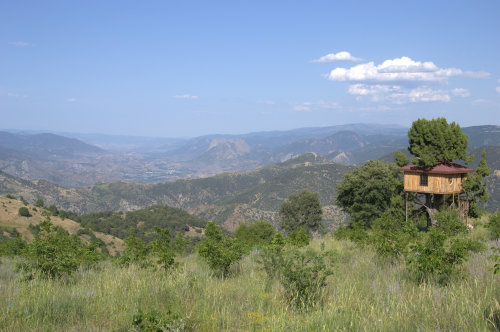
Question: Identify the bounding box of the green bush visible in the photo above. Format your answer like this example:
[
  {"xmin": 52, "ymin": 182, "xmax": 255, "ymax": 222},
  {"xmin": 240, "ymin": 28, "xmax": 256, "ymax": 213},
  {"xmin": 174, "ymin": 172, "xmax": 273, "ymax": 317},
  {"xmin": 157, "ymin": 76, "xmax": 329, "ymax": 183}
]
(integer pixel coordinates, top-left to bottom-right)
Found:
[
  {"xmin": 19, "ymin": 216, "xmax": 102, "ymax": 278},
  {"xmin": 35, "ymin": 198, "xmax": 44, "ymax": 207},
  {"xmin": 333, "ymin": 222, "xmax": 369, "ymax": 246},
  {"xmin": 371, "ymin": 214, "xmax": 417, "ymax": 259},
  {"xmin": 486, "ymin": 212, "xmax": 500, "ymax": 240},
  {"xmin": 198, "ymin": 222, "xmax": 243, "ymax": 277},
  {"xmin": 5, "ymin": 194, "xmax": 15, "ymax": 199},
  {"xmin": 279, "ymin": 248, "xmax": 332, "ymax": 309},
  {"xmin": 18, "ymin": 207, "xmax": 30, "ymax": 217},
  {"xmin": 132, "ymin": 309, "xmax": 184, "ymax": 331},
  {"xmin": 118, "ymin": 228, "xmax": 150, "ymax": 268},
  {"xmin": 150, "ymin": 227, "xmax": 177, "ymax": 271},
  {"xmin": 47, "ymin": 205, "xmax": 59, "ymax": 216},
  {"xmin": 405, "ymin": 228, "xmax": 472, "ymax": 285},
  {"xmin": 287, "ymin": 226, "xmax": 311, "ymax": 248},
  {"xmin": 259, "ymin": 232, "xmax": 286, "ymax": 281},
  {"xmin": 235, "ymin": 220, "xmax": 276, "ymax": 252},
  {"xmin": 434, "ymin": 208, "xmax": 467, "ymax": 236}
]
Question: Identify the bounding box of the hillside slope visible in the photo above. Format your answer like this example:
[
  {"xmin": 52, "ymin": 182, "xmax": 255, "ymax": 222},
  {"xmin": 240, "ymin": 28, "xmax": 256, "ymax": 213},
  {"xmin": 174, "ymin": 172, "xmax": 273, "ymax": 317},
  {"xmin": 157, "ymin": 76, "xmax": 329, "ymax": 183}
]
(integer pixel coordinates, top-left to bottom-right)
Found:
[{"xmin": 0, "ymin": 196, "xmax": 123, "ymax": 255}]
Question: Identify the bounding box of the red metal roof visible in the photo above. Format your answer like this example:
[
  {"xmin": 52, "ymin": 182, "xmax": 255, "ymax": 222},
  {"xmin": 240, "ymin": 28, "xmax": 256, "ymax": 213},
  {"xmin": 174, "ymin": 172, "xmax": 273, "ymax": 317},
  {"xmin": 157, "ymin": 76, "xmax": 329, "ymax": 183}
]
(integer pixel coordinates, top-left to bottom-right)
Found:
[{"xmin": 398, "ymin": 161, "xmax": 475, "ymax": 174}]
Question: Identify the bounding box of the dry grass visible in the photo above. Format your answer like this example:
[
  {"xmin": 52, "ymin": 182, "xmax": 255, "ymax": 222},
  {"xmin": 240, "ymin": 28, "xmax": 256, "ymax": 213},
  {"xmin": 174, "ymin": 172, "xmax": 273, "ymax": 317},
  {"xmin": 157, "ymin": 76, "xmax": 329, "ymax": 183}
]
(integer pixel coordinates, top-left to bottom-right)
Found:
[{"xmin": 0, "ymin": 235, "xmax": 498, "ymax": 331}]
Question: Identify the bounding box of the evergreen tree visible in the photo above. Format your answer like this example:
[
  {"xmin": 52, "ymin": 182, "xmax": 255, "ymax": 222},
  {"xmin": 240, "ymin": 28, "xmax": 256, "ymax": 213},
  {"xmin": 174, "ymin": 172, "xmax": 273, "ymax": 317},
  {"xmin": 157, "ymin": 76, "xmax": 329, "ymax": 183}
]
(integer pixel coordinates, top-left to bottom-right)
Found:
[
  {"xmin": 462, "ymin": 150, "xmax": 491, "ymax": 217},
  {"xmin": 408, "ymin": 118, "xmax": 472, "ymax": 166}
]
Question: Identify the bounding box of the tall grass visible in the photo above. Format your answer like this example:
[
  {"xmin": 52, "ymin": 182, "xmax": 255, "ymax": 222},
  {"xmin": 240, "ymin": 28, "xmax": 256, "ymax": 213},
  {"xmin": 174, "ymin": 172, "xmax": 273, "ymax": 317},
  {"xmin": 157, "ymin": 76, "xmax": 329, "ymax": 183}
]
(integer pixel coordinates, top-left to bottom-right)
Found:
[{"xmin": 1, "ymin": 237, "xmax": 498, "ymax": 331}]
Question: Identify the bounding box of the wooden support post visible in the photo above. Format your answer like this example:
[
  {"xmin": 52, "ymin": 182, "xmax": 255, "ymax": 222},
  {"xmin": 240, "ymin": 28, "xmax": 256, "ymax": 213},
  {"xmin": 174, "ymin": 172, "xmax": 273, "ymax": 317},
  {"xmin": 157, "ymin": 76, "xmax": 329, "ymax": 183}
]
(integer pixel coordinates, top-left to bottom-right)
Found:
[{"xmin": 405, "ymin": 192, "xmax": 408, "ymax": 222}]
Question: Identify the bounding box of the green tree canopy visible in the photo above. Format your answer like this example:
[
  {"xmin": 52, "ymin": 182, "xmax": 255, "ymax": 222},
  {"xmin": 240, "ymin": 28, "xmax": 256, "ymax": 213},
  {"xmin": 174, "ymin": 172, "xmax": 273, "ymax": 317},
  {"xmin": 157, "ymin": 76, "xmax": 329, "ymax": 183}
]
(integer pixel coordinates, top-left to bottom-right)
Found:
[
  {"xmin": 279, "ymin": 190, "xmax": 322, "ymax": 233},
  {"xmin": 462, "ymin": 150, "xmax": 491, "ymax": 217},
  {"xmin": 408, "ymin": 118, "xmax": 472, "ymax": 166},
  {"xmin": 336, "ymin": 160, "xmax": 402, "ymax": 228}
]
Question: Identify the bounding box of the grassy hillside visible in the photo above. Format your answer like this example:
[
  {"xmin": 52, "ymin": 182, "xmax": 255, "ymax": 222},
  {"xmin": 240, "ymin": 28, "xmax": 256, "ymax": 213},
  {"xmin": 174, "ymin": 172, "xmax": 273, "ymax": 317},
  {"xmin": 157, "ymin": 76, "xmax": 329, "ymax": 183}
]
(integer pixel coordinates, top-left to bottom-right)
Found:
[
  {"xmin": 0, "ymin": 236, "xmax": 498, "ymax": 331},
  {"xmin": 0, "ymin": 196, "xmax": 123, "ymax": 255}
]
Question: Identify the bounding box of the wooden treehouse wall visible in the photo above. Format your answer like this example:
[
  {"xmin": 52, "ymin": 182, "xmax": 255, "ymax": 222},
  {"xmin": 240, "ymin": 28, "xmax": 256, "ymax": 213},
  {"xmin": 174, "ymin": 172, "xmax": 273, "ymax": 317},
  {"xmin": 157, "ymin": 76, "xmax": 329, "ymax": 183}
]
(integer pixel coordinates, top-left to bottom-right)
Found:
[{"xmin": 403, "ymin": 172, "xmax": 466, "ymax": 194}]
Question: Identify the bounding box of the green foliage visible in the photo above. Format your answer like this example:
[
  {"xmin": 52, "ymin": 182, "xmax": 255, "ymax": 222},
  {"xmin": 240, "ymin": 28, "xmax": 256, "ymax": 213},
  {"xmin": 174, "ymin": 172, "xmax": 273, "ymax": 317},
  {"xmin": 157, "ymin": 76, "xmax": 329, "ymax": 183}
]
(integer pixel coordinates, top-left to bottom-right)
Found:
[
  {"xmin": 35, "ymin": 198, "xmax": 44, "ymax": 207},
  {"xmin": 75, "ymin": 206, "xmax": 206, "ymax": 242},
  {"xmin": 336, "ymin": 160, "xmax": 402, "ymax": 227},
  {"xmin": 150, "ymin": 227, "xmax": 177, "ymax": 271},
  {"xmin": 172, "ymin": 232, "xmax": 193, "ymax": 255},
  {"xmin": 198, "ymin": 222, "xmax": 243, "ymax": 277},
  {"xmin": 0, "ymin": 227, "xmax": 27, "ymax": 256},
  {"xmin": 279, "ymin": 248, "xmax": 332, "ymax": 309},
  {"xmin": 408, "ymin": 117, "xmax": 472, "ymax": 167},
  {"xmin": 18, "ymin": 206, "xmax": 30, "ymax": 217},
  {"xmin": 279, "ymin": 190, "xmax": 323, "ymax": 233},
  {"xmin": 118, "ymin": 228, "xmax": 150, "ymax": 268},
  {"xmin": 47, "ymin": 205, "xmax": 59, "ymax": 216},
  {"xmin": 486, "ymin": 212, "xmax": 500, "ymax": 240},
  {"xmin": 235, "ymin": 220, "xmax": 276, "ymax": 252},
  {"xmin": 394, "ymin": 150, "xmax": 409, "ymax": 167},
  {"xmin": 132, "ymin": 308, "xmax": 184, "ymax": 331},
  {"xmin": 405, "ymin": 228, "xmax": 473, "ymax": 285},
  {"xmin": 286, "ymin": 226, "xmax": 311, "ymax": 248},
  {"xmin": 491, "ymin": 247, "xmax": 500, "ymax": 275},
  {"xmin": 5, "ymin": 194, "xmax": 15, "ymax": 199},
  {"xmin": 19, "ymin": 216, "xmax": 102, "ymax": 278},
  {"xmin": 463, "ymin": 150, "xmax": 491, "ymax": 217},
  {"xmin": 258, "ymin": 232, "xmax": 286, "ymax": 281},
  {"xmin": 434, "ymin": 208, "xmax": 467, "ymax": 236},
  {"xmin": 333, "ymin": 222, "xmax": 370, "ymax": 246},
  {"xmin": 371, "ymin": 214, "xmax": 416, "ymax": 259}
]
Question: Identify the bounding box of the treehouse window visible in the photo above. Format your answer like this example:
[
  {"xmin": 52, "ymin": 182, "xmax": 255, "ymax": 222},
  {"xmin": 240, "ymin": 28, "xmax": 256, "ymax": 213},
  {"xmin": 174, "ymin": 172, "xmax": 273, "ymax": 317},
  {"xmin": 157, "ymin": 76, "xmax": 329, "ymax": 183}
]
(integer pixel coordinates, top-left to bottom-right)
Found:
[
  {"xmin": 449, "ymin": 177, "xmax": 453, "ymax": 185},
  {"xmin": 420, "ymin": 173, "xmax": 428, "ymax": 186}
]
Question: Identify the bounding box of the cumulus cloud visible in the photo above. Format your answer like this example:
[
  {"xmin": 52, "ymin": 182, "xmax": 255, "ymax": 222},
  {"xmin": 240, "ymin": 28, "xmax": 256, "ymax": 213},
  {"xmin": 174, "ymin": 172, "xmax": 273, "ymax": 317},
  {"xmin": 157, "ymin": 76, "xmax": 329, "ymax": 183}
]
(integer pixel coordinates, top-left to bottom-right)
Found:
[
  {"xmin": 8, "ymin": 41, "xmax": 30, "ymax": 47},
  {"xmin": 66, "ymin": 98, "xmax": 77, "ymax": 102},
  {"xmin": 312, "ymin": 51, "xmax": 362, "ymax": 63},
  {"xmin": 173, "ymin": 94, "xmax": 198, "ymax": 99},
  {"xmin": 452, "ymin": 88, "xmax": 470, "ymax": 97},
  {"xmin": 328, "ymin": 56, "xmax": 487, "ymax": 83},
  {"xmin": 496, "ymin": 87, "xmax": 500, "ymax": 94}
]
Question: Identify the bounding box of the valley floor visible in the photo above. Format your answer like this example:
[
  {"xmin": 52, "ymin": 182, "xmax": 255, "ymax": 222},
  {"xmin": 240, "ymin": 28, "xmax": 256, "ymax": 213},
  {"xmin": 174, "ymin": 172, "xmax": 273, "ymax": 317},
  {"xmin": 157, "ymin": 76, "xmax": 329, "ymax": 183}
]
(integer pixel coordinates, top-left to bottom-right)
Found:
[{"xmin": 1, "ymin": 238, "xmax": 498, "ymax": 331}]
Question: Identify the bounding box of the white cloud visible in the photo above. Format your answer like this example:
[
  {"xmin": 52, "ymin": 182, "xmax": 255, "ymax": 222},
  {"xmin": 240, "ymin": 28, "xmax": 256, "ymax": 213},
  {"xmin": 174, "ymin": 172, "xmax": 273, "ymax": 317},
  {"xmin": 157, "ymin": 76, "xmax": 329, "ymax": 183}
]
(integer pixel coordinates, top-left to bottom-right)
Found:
[
  {"xmin": 66, "ymin": 98, "xmax": 77, "ymax": 102},
  {"xmin": 312, "ymin": 51, "xmax": 362, "ymax": 63},
  {"xmin": 452, "ymin": 88, "xmax": 470, "ymax": 97},
  {"xmin": 293, "ymin": 104, "xmax": 311, "ymax": 112},
  {"xmin": 8, "ymin": 41, "xmax": 30, "ymax": 47},
  {"xmin": 348, "ymin": 84, "xmax": 451, "ymax": 103},
  {"xmin": 256, "ymin": 100, "xmax": 275, "ymax": 105},
  {"xmin": 328, "ymin": 56, "xmax": 487, "ymax": 83},
  {"xmin": 173, "ymin": 94, "xmax": 198, "ymax": 99},
  {"xmin": 496, "ymin": 87, "xmax": 500, "ymax": 94}
]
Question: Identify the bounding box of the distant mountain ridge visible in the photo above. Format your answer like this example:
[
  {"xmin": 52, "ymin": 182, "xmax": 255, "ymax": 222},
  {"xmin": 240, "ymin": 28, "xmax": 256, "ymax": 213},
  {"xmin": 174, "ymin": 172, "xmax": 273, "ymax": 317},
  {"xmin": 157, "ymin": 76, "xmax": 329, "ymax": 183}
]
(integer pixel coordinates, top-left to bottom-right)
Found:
[{"xmin": 0, "ymin": 124, "xmax": 499, "ymax": 187}]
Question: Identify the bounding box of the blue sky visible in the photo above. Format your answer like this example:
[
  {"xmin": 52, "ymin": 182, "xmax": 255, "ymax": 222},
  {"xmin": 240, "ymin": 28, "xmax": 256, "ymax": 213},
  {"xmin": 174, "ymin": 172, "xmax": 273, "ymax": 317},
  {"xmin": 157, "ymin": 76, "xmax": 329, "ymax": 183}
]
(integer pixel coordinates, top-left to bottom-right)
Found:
[{"xmin": 1, "ymin": 0, "xmax": 499, "ymax": 137}]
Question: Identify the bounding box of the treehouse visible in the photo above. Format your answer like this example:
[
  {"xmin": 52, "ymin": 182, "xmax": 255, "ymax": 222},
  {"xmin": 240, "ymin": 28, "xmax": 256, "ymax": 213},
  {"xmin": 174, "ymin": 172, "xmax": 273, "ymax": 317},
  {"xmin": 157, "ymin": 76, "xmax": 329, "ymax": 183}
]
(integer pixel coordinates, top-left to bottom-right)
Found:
[
  {"xmin": 398, "ymin": 161, "xmax": 475, "ymax": 223},
  {"xmin": 398, "ymin": 161, "xmax": 474, "ymax": 194}
]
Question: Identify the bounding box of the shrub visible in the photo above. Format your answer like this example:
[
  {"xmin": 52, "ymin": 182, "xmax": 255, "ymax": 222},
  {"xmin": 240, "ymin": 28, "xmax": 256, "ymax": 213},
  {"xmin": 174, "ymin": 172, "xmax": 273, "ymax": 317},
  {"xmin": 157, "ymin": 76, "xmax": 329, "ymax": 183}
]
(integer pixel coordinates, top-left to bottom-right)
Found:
[
  {"xmin": 118, "ymin": 228, "xmax": 150, "ymax": 268},
  {"xmin": 259, "ymin": 232, "xmax": 286, "ymax": 281},
  {"xmin": 371, "ymin": 214, "xmax": 417, "ymax": 259},
  {"xmin": 435, "ymin": 208, "xmax": 467, "ymax": 236},
  {"xmin": 333, "ymin": 222, "xmax": 369, "ymax": 246},
  {"xmin": 47, "ymin": 205, "xmax": 59, "ymax": 216},
  {"xmin": 486, "ymin": 212, "xmax": 500, "ymax": 240},
  {"xmin": 235, "ymin": 220, "xmax": 276, "ymax": 252},
  {"xmin": 19, "ymin": 216, "xmax": 102, "ymax": 278},
  {"xmin": 18, "ymin": 207, "xmax": 30, "ymax": 217},
  {"xmin": 198, "ymin": 222, "xmax": 243, "ymax": 277},
  {"xmin": 150, "ymin": 227, "xmax": 177, "ymax": 271},
  {"xmin": 132, "ymin": 309, "xmax": 184, "ymax": 331},
  {"xmin": 287, "ymin": 226, "xmax": 311, "ymax": 248},
  {"xmin": 405, "ymin": 228, "xmax": 472, "ymax": 285},
  {"xmin": 35, "ymin": 198, "xmax": 44, "ymax": 207},
  {"xmin": 172, "ymin": 232, "xmax": 192, "ymax": 255},
  {"xmin": 5, "ymin": 194, "xmax": 15, "ymax": 199},
  {"xmin": 279, "ymin": 248, "xmax": 332, "ymax": 309}
]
